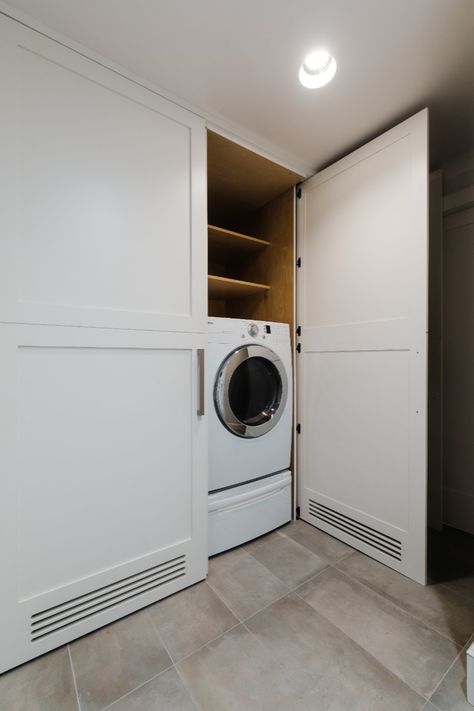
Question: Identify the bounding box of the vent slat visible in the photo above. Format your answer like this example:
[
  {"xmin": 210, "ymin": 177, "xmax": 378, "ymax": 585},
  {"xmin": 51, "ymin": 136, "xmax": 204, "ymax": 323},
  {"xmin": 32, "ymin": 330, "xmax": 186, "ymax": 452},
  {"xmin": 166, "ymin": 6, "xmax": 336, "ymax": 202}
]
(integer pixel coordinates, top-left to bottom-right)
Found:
[
  {"xmin": 309, "ymin": 504, "xmax": 401, "ymax": 553},
  {"xmin": 308, "ymin": 499, "xmax": 402, "ymax": 561},
  {"xmin": 313, "ymin": 501, "xmax": 401, "ymax": 546},
  {"xmin": 30, "ymin": 555, "xmax": 186, "ymax": 642},
  {"xmin": 32, "ymin": 555, "xmax": 185, "ymax": 622},
  {"xmin": 31, "ymin": 565, "xmax": 185, "ymax": 633},
  {"xmin": 309, "ymin": 509, "xmax": 401, "ymax": 560}
]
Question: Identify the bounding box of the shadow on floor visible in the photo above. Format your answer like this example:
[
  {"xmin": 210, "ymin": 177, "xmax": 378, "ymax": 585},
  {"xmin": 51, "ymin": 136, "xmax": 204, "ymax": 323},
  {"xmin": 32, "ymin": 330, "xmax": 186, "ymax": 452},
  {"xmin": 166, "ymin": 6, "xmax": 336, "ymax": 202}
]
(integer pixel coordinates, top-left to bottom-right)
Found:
[{"xmin": 428, "ymin": 524, "xmax": 474, "ymax": 585}]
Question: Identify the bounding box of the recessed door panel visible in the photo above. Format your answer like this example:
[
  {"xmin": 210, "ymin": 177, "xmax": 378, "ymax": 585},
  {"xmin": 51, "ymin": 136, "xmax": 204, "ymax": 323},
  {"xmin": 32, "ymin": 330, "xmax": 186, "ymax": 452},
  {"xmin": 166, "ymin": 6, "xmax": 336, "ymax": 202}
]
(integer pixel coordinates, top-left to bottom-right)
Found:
[
  {"xmin": 297, "ymin": 110, "xmax": 428, "ymax": 584},
  {"xmin": 0, "ymin": 15, "xmax": 206, "ymax": 332},
  {"xmin": 17, "ymin": 345, "xmax": 192, "ymax": 599},
  {"xmin": 304, "ymin": 350, "xmax": 410, "ymax": 530}
]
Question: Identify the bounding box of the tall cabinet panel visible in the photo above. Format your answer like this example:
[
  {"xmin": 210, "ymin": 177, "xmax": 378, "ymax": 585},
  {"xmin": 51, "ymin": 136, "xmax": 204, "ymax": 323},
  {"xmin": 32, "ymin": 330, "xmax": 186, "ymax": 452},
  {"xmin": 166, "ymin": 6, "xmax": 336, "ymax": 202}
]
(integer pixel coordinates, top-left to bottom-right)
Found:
[
  {"xmin": 0, "ymin": 14, "xmax": 207, "ymax": 672},
  {"xmin": 297, "ymin": 110, "xmax": 429, "ymax": 584}
]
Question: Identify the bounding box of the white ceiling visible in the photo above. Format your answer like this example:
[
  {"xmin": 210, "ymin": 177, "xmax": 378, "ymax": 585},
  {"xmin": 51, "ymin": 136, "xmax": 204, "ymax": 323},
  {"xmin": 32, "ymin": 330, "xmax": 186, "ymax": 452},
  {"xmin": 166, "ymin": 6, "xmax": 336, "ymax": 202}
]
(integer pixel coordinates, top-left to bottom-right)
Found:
[{"xmin": 4, "ymin": 0, "xmax": 474, "ymax": 173}]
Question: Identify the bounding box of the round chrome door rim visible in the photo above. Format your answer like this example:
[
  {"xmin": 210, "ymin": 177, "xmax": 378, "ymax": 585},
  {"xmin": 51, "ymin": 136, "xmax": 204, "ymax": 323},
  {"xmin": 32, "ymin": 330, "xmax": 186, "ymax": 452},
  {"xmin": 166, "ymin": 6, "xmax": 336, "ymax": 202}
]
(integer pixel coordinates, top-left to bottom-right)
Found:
[{"xmin": 214, "ymin": 344, "xmax": 288, "ymax": 438}]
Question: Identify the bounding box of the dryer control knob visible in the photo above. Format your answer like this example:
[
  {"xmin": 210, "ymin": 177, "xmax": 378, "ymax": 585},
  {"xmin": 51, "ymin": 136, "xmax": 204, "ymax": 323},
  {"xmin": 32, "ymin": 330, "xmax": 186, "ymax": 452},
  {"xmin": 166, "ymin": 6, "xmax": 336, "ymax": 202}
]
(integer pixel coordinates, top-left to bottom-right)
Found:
[{"xmin": 248, "ymin": 323, "xmax": 259, "ymax": 337}]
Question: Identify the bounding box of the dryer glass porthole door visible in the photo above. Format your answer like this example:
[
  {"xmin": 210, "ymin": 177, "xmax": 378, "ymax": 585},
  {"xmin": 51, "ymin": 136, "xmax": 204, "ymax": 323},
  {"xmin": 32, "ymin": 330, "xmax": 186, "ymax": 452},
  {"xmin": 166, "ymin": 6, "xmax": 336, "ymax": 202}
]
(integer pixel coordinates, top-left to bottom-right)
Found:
[{"xmin": 214, "ymin": 345, "xmax": 288, "ymax": 438}]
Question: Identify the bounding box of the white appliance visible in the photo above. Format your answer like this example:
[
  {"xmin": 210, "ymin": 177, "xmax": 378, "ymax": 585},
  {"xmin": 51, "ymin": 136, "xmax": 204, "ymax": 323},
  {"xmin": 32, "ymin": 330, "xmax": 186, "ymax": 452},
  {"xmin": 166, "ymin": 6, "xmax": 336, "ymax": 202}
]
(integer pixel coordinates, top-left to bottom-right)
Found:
[{"xmin": 207, "ymin": 317, "xmax": 293, "ymax": 555}]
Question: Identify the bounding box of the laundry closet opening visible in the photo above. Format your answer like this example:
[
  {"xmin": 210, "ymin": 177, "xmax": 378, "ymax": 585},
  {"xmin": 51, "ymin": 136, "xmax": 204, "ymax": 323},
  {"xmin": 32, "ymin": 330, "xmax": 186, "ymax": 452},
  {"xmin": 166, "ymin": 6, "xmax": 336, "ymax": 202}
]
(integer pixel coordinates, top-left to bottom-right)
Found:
[
  {"xmin": 206, "ymin": 130, "xmax": 304, "ymax": 542},
  {"xmin": 207, "ymin": 130, "xmax": 303, "ymax": 331}
]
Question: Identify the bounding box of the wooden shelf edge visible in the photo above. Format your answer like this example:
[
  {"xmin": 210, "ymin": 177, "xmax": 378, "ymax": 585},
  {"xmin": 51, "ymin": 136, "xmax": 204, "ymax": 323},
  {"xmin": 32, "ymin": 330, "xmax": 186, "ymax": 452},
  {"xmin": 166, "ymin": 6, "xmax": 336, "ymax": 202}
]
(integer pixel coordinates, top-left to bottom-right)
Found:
[
  {"xmin": 208, "ymin": 274, "xmax": 271, "ymax": 300},
  {"xmin": 208, "ymin": 224, "xmax": 271, "ymax": 248}
]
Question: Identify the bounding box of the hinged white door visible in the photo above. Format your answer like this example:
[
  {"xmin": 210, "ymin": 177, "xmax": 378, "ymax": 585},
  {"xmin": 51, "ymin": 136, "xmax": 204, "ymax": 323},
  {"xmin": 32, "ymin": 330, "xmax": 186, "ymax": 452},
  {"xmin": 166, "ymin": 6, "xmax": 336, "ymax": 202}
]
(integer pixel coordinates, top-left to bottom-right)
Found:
[{"xmin": 297, "ymin": 110, "xmax": 428, "ymax": 584}]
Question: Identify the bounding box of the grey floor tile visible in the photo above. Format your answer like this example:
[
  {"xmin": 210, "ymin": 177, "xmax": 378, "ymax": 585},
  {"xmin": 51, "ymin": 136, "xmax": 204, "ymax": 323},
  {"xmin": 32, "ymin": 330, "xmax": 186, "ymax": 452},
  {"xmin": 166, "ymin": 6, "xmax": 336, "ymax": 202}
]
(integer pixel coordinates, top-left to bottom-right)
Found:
[
  {"xmin": 242, "ymin": 529, "xmax": 283, "ymax": 554},
  {"xmin": 245, "ymin": 594, "xmax": 425, "ymax": 710},
  {"xmin": 298, "ymin": 567, "xmax": 459, "ymax": 698},
  {"xmin": 423, "ymin": 703, "xmax": 441, "ymax": 710},
  {"xmin": 177, "ymin": 623, "xmax": 298, "ymax": 711},
  {"xmin": 250, "ymin": 534, "xmax": 330, "ymax": 588},
  {"xmin": 442, "ymin": 576, "xmax": 474, "ymax": 604},
  {"xmin": 207, "ymin": 548, "xmax": 288, "ymax": 620},
  {"xmin": 70, "ymin": 610, "xmax": 171, "ymax": 711},
  {"xmin": 337, "ymin": 551, "xmax": 474, "ymax": 645},
  {"xmin": 0, "ymin": 647, "xmax": 77, "ymax": 711},
  {"xmin": 430, "ymin": 639, "xmax": 474, "ymax": 711},
  {"xmin": 280, "ymin": 520, "xmax": 353, "ymax": 563},
  {"xmin": 106, "ymin": 668, "xmax": 197, "ymax": 711},
  {"xmin": 147, "ymin": 581, "xmax": 238, "ymax": 661}
]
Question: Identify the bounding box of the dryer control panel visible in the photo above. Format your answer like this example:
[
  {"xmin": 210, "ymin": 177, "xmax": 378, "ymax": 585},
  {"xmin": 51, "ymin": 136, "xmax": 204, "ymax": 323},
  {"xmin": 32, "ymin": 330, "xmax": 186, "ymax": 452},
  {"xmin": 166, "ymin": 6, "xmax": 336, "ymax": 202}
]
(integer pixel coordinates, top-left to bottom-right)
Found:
[{"xmin": 207, "ymin": 317, "xmax": 289, "ymax": 346}]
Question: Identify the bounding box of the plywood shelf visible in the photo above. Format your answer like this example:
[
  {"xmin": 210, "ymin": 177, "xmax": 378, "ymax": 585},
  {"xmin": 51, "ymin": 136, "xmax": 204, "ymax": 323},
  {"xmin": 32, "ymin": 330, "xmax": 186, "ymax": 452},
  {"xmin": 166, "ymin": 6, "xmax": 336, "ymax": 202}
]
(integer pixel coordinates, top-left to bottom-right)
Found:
[
  {"xmin": 208, "ymin": 224, "xmax": 270, "ymax": 262},
  {"xmin": 208, "ymin": 275, "xmax": 270, "ymax": 300}
]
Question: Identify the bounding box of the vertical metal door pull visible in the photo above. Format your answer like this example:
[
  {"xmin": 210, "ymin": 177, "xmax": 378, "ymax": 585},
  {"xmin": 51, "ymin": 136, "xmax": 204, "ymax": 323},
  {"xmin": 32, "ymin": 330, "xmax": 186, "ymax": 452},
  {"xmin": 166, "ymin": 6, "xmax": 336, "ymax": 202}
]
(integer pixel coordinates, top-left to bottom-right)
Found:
[{"xmin": 197, "ymin": 348, "xmax": 205, "ymax": 416}]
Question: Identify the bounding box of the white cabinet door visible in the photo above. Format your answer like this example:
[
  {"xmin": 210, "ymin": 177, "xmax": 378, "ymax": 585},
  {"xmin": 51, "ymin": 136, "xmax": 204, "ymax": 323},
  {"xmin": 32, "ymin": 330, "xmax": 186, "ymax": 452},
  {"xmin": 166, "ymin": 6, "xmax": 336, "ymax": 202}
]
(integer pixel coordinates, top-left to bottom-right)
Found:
[
  {"xmin": 0, "ymin": 14, "xmax": 206, "ymax": 333},
  {"xmin": 0, "ymin": 325, "xmax": 207, "ymax": 672},
  {"xmin": 0, "ymin": 14, "xmax": 207, "ymax": 672},
  {"xmin": 297, "ymin": 110, "xmax": 428, "ymax": 584}
]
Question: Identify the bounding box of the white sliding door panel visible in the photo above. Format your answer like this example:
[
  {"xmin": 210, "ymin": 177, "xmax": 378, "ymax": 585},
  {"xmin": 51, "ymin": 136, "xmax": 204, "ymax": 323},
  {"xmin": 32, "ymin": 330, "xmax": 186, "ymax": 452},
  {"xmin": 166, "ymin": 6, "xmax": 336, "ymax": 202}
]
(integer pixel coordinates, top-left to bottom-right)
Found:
[
  {"xmin": 0, "ymin": 324, "xmax": 207, "ymax": 671},
  {"xmin": 297, "ymin": 110, "xmax": 428, "ymax": 584},
  {"xmin": 0, "ymin": 14, "xmax": 208, "ymax": 673},
  {"xmin": 0, "ymin": 14, "xmax": 206, "ymax": 332}
]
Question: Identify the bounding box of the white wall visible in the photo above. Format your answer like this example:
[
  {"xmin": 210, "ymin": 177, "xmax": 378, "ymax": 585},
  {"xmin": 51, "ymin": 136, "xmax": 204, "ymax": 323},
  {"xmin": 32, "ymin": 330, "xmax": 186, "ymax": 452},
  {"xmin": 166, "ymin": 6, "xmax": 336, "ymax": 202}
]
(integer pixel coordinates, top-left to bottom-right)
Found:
[{"xmin": 442, "ymin": 151, "xmax": 474, "ymax": 535}]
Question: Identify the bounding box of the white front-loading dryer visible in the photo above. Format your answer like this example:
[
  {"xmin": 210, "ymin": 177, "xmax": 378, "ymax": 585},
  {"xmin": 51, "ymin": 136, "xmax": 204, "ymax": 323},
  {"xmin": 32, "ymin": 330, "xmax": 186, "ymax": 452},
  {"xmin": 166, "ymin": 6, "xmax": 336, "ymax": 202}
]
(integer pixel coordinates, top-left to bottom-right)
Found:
[{"xmin": 207, "ymin": 317, "xmax": 293, "ymax": 554}]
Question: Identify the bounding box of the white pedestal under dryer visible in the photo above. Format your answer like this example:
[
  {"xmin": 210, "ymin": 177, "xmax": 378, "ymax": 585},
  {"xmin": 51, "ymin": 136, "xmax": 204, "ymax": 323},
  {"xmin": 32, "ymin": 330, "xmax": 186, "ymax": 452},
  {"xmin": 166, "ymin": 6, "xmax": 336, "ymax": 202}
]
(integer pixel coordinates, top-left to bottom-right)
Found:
[{"xmin": 207, "ymin": 317, "xmax": 293, "ymax": 555}]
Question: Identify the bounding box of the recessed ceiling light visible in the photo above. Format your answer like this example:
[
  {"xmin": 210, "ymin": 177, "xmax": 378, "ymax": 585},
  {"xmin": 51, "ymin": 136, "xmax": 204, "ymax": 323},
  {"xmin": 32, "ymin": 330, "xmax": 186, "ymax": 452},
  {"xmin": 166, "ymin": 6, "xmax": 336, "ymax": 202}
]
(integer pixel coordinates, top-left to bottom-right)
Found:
[{"xmin": 299, "ymin": 49, "xmax": 337, "ymax": 89}]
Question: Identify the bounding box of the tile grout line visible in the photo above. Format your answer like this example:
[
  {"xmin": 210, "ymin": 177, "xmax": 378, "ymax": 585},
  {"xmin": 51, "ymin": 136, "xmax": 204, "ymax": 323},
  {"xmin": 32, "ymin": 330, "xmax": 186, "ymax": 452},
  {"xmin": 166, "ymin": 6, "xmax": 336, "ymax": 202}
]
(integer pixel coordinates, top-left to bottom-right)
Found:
[
  {"xmin": 209, "ymin": 540, "xmax": 331, "ymax": 625},
  {"xmin": 207, "ymin": 552, "xmax": 294, "ymax": 620},
  {"xmin": 332, "ymin": 562, "xmax": 466, "ymax": 650},
  {"xmin": 144, "ymin": 606, "xmax": 180, "ymax": 666},
  {"xmin": 201, "ymin": 577, "xmax": 247, "ymax": 624},
  {"xmin": 207, "ymin": 553, "xmax": 295, "ymax": 621},
  {"xmin": 174, "ymin": 621, "xmax": 242, "ymax": 666},
  {"xmin": 423, "ymin": 701, "xmax": 442, "ymax": 710},
  {"xmin": 289, "ymin": 587, "xmax": 431, "ymax": 705},
  {"xmin": 228, "ymin": 542, "xmax": 295, "ymax": 592},
  {"xmin": 427, "ymin": 632, "xmax": 474, "ymax": 707},
  {"xmin": 173, "ymin": 656, "xmax": 206, "ymax": 711},
  {"xmin": 143, "ymin": 608, "xmax": 208, "ymax": 711},
  {"xmin": 246, "ymin": 532, "xmax": 357, "ymax": 593},
  {"xmin": 289, "ymin": 558, "xmax": 346, "ymax": 592},
  {"xmin": 100, "ymin": 663, "xmax": 175, "ymax": 711},
  {"xmin": 437, "ymin": 579, "xmax": 474, "ymax": 606},
  {"xmin": 175, "ymin": 666, "xmax": 206, "ymax": 711},
  {"xmin": 322, "ymin": 565, "xmax": 465, "ymax": 694},
  {"xmin": 244, "ymin": 537, "xmax": 334, "ymax": 590},
  {"xmin": 241, "ymin": 530, "xmax": 286, "ymax": 554},
  {"xmin": 278, "ymin": 527, "xmax": 356, "ymax": 564},
  {"xmin": 67, "ymin": 644, "xmax": 82, "ymax": 711},
  {"xmin": 241, "ymin": 589, "xmax": 293, "ymax": 624},
  {"xmin": 205, "ymin": 576, "xmax": 246, "ymax": 623}
]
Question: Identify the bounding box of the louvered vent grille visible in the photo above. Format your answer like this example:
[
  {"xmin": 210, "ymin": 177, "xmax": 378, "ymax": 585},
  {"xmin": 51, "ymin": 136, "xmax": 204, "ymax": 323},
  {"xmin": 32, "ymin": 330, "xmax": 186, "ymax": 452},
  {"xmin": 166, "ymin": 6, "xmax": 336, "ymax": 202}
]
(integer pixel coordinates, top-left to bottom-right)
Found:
[
  {"xmin": 308, "ymin": 500, "xmax": 402, "ymax": 561},
  {"xmin": 30, "ymin": 555, "xmax": 186, "ymax": 641}
]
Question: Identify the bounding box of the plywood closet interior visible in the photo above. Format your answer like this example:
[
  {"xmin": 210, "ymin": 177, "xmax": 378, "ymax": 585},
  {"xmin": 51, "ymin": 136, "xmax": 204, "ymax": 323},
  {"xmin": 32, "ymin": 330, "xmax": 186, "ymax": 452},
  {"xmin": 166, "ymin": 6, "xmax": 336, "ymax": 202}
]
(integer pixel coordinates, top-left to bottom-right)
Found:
[{"xmin": 207, "ymin": 130, "xmax": 303, "ymax": 336}]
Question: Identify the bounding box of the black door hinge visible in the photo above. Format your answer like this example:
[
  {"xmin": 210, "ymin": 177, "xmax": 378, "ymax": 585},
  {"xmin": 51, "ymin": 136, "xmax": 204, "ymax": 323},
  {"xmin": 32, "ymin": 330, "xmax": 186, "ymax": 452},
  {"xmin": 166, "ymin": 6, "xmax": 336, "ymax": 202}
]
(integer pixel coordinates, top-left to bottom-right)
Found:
[
  {"xmin": 296, "ymin": 257, "xmax": 301, "ymax": 268},
  {"xmin": 296, "ymin": 343, "xmax": 301, "ymax": 353},
  {"xmin": 296, "ymin": 423, "xmax": 301, "ymax": 434},
  {"xmin": 296, "ymin": 506, "xmax": 301, "ymax": 519},
  {"xmin": 296, "ymin": 187, "xmax": 302, "ymax": 199},
  {"xmin": 296, "ymin": 325, "xmax": 301, "ymax": 337}
]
